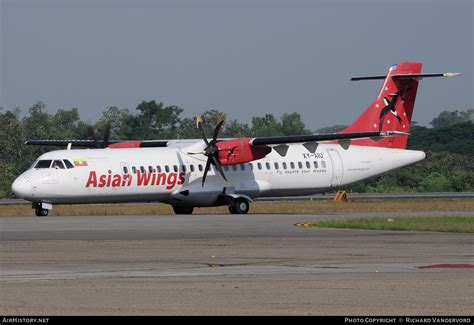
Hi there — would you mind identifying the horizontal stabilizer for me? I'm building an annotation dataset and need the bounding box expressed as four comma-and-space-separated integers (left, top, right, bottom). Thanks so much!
392, 72, 462, 80
352, 72, 462, 81
351, 75, 386, 81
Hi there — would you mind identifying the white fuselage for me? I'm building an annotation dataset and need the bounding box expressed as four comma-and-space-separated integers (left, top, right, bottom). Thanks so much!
12, 143, 425, 207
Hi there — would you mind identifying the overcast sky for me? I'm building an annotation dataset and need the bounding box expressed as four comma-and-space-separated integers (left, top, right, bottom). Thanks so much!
1, 0, 472, 129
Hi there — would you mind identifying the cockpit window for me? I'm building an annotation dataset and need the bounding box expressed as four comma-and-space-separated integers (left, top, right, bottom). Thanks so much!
35, 160, 52, 169
63, 160, 75, 169
29, 159, 39, 169
52, 160, 65, 169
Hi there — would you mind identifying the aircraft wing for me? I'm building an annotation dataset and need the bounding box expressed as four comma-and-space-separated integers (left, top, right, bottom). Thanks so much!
25, 139, 169, 148
250, 130, 407, 146
26, 131, 406, 149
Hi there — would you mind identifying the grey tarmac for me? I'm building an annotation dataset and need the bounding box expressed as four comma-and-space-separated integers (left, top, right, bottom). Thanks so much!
0, 212, 472, 315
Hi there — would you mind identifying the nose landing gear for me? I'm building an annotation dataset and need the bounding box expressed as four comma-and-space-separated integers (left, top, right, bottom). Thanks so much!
35, 208, 49, 217
32, 202, 52, 217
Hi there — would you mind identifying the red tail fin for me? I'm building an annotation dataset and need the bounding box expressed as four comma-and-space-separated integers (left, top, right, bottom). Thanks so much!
341, 62, 422, 149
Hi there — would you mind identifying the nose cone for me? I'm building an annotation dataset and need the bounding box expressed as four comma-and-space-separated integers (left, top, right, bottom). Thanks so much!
12, 176, 31, 199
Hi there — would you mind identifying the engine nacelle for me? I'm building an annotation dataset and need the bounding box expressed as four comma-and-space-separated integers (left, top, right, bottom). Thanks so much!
216, 138, 271, 165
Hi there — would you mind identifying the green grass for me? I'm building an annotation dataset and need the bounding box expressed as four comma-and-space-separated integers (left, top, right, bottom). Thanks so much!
1, 198, 473, 216
304, 216, 474, 233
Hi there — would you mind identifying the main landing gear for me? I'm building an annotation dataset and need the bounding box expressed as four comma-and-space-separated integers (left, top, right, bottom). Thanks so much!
172, 206, 194, 214
171, 196, 251, 215
227, 197, 250, 214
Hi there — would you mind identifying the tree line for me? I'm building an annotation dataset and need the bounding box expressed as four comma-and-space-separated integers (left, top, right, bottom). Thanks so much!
0, 101, 472, 197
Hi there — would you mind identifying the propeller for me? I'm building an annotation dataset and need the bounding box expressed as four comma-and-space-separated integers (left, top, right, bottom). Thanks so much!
190, 117, 228, 186
86, 122, 111, 148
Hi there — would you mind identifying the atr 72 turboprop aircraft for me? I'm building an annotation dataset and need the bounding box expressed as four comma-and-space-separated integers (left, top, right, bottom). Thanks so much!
12, 62, 460, 216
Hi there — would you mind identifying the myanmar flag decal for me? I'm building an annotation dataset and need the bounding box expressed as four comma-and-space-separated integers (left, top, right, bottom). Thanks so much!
73, 158, 88, 167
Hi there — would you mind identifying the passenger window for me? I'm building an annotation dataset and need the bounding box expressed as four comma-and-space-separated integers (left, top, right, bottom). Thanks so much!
248, 163, 253, 170
232, 165, 237, 171
165, 165, 170, 173
321, 161, 326, 168
132, 166, 137, 174
190, 165, 195, 172
198, 164, 203, 172
224, 166, 229, 171
274, 162, 279, 170
257, 163, 262, 170
314, 161, 318, 168
181, 165, 186, 173
266, 162, 271, 170
173, 165, 178, 172
306, 161, 311, 169
298, 162, 303, 169
52, 160, 65, 169
63, 160, 74, 169
282, 162, 287, 170
290, 162, 295, 169
157, 166, 162, 173
240, 164, 245, 171
148, 166, 154, 173
140, 166, 145, 174
123, 166, 129, 174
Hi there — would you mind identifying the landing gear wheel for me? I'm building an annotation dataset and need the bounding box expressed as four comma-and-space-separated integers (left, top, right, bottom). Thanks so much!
35, 208, 49, 217
228, 205, 236, 214
172, 206, 194, 215
229, 198, 250, 214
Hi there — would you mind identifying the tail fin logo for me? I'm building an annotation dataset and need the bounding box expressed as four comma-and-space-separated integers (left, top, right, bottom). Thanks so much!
379, 91, 403, 130
378, 85, 412, 131
341, 62, 460, 149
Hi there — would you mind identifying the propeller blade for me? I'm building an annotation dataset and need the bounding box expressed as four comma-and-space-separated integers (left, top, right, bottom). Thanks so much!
196, 116, 210, 146
87, 126, 100, 148
201, 156, 212, 186
211, 156, 227, 182
197, 117, 228, 186
212, 119, 225, 143
102, 123, 111, 148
